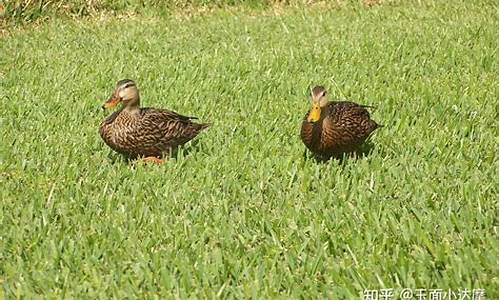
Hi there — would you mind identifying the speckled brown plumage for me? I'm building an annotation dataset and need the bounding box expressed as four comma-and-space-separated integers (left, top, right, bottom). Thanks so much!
99, 79, 209, 160
300, 86, 380, 159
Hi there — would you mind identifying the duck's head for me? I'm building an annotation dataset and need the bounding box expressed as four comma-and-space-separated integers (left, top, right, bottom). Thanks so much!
102, 79, 140, 109
307, 85, 328, 123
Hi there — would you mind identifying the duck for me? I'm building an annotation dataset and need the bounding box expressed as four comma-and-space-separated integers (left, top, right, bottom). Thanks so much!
99, 79, 209, 163
300, 86, 380, 159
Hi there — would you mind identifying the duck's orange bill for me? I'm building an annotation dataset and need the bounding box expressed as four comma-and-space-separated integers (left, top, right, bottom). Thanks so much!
102, 94, 121, 109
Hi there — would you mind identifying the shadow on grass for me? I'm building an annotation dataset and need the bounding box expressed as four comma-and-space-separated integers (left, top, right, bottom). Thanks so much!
105, 138, 206, 165
303, 140, 377, 165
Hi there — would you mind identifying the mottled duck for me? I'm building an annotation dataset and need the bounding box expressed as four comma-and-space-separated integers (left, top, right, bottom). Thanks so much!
99, 79, 209, 163
300, 86, 380, 159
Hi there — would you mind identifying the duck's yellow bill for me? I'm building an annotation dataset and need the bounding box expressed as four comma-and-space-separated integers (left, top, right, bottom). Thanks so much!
307, 101, 321, 123
102, 95, 121, 109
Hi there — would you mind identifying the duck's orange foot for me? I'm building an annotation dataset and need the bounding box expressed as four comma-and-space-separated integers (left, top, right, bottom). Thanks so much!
141, 156, 165, 164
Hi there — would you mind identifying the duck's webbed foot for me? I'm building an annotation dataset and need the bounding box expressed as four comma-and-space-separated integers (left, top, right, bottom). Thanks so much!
141, 156, 165, 164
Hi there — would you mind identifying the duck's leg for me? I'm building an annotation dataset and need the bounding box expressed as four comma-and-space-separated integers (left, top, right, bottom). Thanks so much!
142, 156, 165, 164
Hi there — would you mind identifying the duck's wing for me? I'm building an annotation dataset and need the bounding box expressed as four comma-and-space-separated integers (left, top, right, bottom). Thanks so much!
324, 101, 378, 146
139, 108, 209, 148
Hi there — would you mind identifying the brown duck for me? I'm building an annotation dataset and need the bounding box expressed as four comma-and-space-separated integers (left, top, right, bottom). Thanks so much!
300, 86, 380, 159
99, 79, 209, 163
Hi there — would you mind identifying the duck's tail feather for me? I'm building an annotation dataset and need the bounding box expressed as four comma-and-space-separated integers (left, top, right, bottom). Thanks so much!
198, 123, 211, 130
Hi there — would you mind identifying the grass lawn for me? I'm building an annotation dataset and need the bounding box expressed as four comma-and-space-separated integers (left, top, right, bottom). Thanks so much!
0, 0, 498, 298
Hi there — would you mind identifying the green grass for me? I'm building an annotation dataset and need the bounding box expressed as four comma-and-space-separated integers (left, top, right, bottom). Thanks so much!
1, 0, 328, 27
0, 0, 498, 298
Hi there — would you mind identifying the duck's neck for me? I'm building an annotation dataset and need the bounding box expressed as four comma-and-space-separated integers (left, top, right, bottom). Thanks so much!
124, 101, 140, 115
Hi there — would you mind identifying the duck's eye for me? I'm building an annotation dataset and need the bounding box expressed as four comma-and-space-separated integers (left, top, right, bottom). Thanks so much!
122, 83, 135, 89
322, 91, 327, 97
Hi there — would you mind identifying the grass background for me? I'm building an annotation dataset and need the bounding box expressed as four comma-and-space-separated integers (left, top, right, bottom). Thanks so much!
0, 0, 498, 298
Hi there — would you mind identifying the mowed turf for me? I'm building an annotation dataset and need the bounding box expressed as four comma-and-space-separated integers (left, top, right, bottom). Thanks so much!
0, 1, 498, 298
